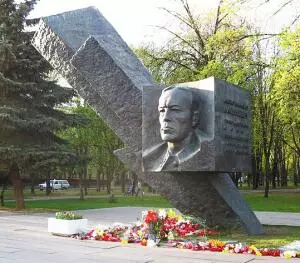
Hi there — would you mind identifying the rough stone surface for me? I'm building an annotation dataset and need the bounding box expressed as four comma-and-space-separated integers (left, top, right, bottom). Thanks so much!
142, 78, 251, 172
32, 6, 263, 234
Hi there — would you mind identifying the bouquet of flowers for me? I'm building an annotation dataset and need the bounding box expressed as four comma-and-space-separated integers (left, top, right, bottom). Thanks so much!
70, 209, 300, 259
140, 209, 214, 246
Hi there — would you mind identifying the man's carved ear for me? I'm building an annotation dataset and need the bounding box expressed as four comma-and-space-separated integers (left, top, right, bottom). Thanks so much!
192, 110, 199, 128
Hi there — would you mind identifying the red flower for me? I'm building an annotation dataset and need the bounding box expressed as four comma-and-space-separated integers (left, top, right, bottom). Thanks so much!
145, 210, 158, 224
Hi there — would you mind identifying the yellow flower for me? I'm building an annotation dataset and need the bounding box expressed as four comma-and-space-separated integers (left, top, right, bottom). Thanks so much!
209, 239, 225, 247
177, 215, 183, 220
137, 230, 144, 238
283, 251, 296, 259
249, 245, 262, 256
120, 238, 128, 244
167, 209, 177, 218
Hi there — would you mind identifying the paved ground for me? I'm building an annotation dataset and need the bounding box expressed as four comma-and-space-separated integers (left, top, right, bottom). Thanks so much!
0, 207, 299, 263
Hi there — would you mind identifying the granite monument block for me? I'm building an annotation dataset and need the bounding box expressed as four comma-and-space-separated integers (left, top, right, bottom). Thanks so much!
142, 77, 251, 172
32, 6, 264, 235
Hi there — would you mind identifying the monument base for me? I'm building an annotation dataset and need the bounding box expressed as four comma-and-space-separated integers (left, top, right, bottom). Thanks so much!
148, 173, 264, 234
114, 148, 264, 235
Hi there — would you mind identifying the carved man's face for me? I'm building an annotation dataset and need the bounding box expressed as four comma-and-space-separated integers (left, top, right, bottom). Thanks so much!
158, 88, 194, 143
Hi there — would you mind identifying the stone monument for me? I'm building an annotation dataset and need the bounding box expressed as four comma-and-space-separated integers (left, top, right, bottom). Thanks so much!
32, 6, 264, 234
142, 78, 251, 172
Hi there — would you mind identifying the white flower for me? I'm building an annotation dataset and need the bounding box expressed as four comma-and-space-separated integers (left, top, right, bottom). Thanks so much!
158, 209, 167, 219
147, 239, 158, 247
176, 219, 189, 225
134, 220, 142, 227
141, 210, 148, 220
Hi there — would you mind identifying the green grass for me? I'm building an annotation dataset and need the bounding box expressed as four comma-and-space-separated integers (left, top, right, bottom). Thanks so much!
3, 187, 125, 200
4, 195, 172, 210
217, 225, 300, 248
3, 188, 300, 212
242, 192, 300, 212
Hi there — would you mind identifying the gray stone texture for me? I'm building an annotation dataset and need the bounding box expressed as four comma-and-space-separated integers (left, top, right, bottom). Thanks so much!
32, 6, 263, 234
142, 86, 215, 172
151, 77, 250, 172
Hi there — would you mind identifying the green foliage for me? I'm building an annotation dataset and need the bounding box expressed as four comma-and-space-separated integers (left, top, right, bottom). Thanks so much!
0, 0, 82, 174
4, 195, 173, 210
60, 102, 125, 192
135, 0, 257, 88
272, 26, 300, 154
135, 0, 300, 192
55, 211, 83, 220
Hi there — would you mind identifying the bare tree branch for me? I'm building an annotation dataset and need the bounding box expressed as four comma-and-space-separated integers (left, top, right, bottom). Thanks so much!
159, 7, 192, 28
146, 51, 198, 74
273, 0, 294, 16
237, 33, 280, 42
291, 13, 300, 26
153, 25, 206, 60
214, 0, 223, 34
180, 0, 206, 52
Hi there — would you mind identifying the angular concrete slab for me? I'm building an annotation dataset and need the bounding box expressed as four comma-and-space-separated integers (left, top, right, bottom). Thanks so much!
32, 7, 263, 234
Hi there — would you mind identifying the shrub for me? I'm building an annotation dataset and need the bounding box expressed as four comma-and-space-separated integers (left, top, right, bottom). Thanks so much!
55, 211, 83, 220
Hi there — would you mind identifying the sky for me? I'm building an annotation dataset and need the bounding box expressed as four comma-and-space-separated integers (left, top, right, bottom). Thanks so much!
27, 0, 299, 47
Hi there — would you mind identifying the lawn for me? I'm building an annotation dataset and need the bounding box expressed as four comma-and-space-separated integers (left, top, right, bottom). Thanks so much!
217, 225, 300, 248
243, 191, 300, 212
3, 188, 300, 212
3, 187, 125, 200
3, 195, 172, 211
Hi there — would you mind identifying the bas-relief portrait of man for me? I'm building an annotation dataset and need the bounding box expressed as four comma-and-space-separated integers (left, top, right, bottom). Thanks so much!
142, 86, 211, 172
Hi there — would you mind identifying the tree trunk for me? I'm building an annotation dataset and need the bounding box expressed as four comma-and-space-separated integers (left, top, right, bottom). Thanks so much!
121, 172, 125, 193
271, 157, 278, 189
297, 157, 300, 184
46, 171, 51, 196
293, 155, 298, 186
132, 172, 138, 196
9, 162, 25, 210
30, 175, 35, 195
106, 175, 111, 194
106, 168, 111, 194
264, 157, 270, 198
0, 185, 5, 206
102, 173, 105, 190
252, 153, 261, 189
279, 146, 287, 187
0, 171, 8, 206
79, 169, 84, 200
96, 169, 101, 192
84, 163, 88, 196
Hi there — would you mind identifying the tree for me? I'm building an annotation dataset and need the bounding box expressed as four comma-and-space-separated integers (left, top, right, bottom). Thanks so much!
271, 26, 300, 187
135, 0, 273, 89
0, 0, 81, 208
60, 102, 125, 197
135, 0, 299, 196
272, 26, 300, 157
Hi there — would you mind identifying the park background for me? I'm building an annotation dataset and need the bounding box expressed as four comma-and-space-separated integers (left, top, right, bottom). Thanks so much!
0, 0, 299, 222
